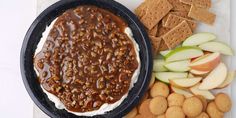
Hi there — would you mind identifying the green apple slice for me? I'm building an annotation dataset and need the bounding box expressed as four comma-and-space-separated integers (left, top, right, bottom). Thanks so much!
182, 32, 216, 46
199, 41, 234, 56
160, 45, 182, 57
165, 46, 204, 62
154, 72, 188, 84
153, 59, 168, 72
160, 50, 171, 57
164, 60, 190, 72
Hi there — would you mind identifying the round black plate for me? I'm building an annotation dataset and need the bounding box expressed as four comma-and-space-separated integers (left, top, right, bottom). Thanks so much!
20, 0, 152, 117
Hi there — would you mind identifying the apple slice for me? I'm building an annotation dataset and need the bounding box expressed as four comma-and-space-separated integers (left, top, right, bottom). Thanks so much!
165, 46, 204, 62
160, 50, 171, 57
199, 63, 227, 90
182, 32, 216, 46
153, 54, 164, 59
190, 84, 215, 100
154, 72, 188, 84
170, 77, 202, 88
160, 45, 181, 56
170, 86, 193, 98
190, 52, 221, 71
188, 73, 195, 78
164, 60, 190, 72
191, 53, 211, 62
153, 59, 168, 72
190, 69, 209, 75
217, 70, 236, 89
199, 41, 234, 56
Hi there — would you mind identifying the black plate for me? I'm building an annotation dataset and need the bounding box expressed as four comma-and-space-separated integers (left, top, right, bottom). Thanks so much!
20, 0, 152, 117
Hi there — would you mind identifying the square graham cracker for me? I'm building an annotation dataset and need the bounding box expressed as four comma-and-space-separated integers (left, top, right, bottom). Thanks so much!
180, 0, 211, 9
168, 0, 191, 12
188, 5, 216, 25
164, 14, 197, 30
162, 21, 192, 49
157, 25, 171, 37
135, 0, 149, 18
141, 0, 173, 30
162, 11, 190, 26
179, 0, 192, 5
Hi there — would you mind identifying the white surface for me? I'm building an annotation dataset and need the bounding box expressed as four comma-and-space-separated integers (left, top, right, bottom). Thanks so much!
0, 0, 36, 118
0, 0, 235, 118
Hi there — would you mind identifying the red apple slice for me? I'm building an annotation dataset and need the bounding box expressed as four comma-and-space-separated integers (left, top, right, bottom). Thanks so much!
190, 52, 211, 61
190, 69, 209, 75
190, 52, 221, 71
199, 63, 227, 90
217, 70, 236, 89
170, 77, 202, 88
189, 84, 215, 100
170, 86, 193, 98
191, 53, 211, 62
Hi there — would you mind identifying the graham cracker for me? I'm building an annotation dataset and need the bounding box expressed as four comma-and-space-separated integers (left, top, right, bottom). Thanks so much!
168, 0, 191, 12
159, 39, 169, 51
135, 1, 149, 18
157, 25, 171, 36
180, 0, 211, 9
162, 11, 190, 26
162, 21, 192, 49
188, 5, 216, 25
141, 0, 173, 30
148, 24, 158, 36
149, 36, 162, 54
179, 0, 192, 5
164, 14, 197, 30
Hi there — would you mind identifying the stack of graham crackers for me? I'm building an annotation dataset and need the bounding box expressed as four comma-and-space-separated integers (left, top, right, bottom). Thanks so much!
135, 0, 216, 55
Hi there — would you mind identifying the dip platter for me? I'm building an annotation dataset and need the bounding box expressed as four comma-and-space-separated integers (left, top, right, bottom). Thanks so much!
23, 0, 234, 118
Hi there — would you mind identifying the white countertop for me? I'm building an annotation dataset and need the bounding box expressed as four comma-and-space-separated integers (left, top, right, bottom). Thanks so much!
0, 0, 36, 118
0, 0, 236, 118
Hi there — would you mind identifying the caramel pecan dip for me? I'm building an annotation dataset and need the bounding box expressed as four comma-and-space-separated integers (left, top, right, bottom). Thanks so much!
34, 5, 140, 116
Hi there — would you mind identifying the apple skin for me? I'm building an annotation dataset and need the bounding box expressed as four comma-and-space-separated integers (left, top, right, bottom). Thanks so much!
190, 51, 211, 61
191, 53, 211, 62
198, 63, 227, 90
190, 69, 209, 75
160, 50, 171, 57
165, 46, 204, 62
190, 52, 221, 71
